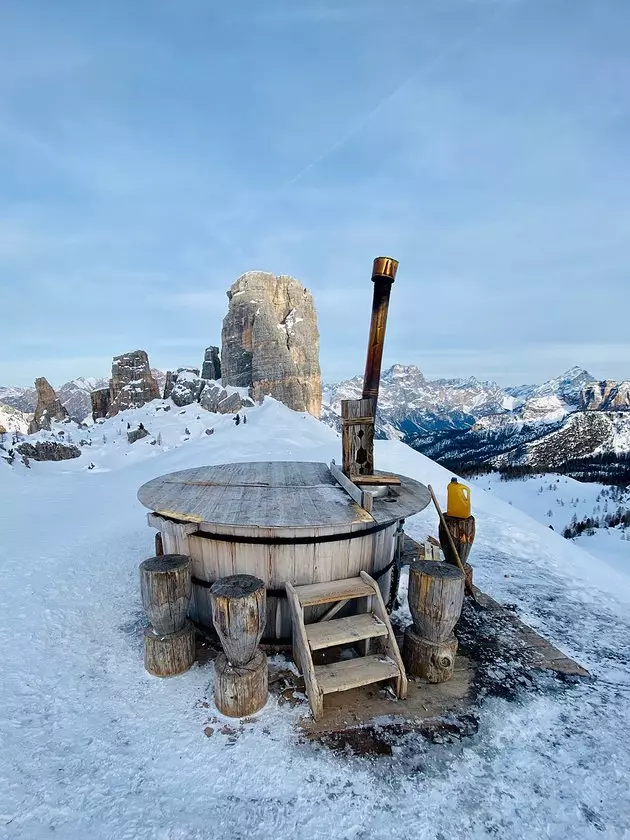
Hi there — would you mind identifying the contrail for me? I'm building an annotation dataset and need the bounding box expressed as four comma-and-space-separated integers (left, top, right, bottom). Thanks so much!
214, 1, 518, 263
282, 1, 516, 189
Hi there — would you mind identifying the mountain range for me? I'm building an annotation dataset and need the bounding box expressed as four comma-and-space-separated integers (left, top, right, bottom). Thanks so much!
323, 365, 630, 481
3, 363, 629, 481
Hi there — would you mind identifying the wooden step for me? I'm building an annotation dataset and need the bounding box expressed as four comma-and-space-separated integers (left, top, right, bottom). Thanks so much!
305, 613, 388, 651
314, 654, 400, 695
294, 577, 374, 607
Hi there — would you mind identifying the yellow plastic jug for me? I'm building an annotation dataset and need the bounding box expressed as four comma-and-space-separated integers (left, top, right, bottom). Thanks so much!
447, 478, 471, 518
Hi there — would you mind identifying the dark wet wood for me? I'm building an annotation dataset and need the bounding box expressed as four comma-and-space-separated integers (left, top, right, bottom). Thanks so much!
440, 514, 476, 565
403, 626, 458, 682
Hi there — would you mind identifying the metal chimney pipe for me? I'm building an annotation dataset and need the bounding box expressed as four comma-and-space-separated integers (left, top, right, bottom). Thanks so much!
362, 256, 398, 409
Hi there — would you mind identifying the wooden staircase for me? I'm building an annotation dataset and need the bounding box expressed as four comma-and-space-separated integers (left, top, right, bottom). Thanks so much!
285, 571, 407, 721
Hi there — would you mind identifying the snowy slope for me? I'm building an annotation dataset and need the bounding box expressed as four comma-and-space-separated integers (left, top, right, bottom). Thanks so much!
2, 400, 630, 839
470, 472, 630, 576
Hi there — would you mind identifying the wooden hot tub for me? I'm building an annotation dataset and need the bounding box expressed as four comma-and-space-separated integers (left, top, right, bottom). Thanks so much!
137, 461, 430, 640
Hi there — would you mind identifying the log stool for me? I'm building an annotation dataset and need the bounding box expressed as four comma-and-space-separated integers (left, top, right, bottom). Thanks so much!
439, 514, 476, 590
210, 574, 268, 717
140, 554, 195, 677
403, 560, 464, 683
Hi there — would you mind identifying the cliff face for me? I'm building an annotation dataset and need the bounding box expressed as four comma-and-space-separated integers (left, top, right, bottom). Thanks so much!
581, 380, 630, 411
106, 350, 160, 417
221, 271, 321, 417
28, 377, 69, 434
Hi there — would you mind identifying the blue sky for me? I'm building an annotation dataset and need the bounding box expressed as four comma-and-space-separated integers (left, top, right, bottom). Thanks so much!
1, 0, 629, 387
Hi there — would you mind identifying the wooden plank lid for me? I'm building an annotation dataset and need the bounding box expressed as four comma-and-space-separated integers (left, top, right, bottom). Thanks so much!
137, 460, 430, 533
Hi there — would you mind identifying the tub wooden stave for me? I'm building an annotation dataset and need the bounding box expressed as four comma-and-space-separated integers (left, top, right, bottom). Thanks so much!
153, 514, 399, 640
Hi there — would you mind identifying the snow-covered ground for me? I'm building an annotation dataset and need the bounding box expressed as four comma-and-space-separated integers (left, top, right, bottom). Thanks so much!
470, 472, 630, 577
2, 399, 630, 839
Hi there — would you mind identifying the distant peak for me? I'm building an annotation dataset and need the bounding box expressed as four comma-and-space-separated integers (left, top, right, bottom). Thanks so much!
384, 364, 425, 380
557, 366, 594, 381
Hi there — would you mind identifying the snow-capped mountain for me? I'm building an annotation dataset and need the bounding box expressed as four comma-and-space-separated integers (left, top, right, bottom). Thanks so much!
323, 364, 508, 439
324, 364, 594, 437
324, 364, 630, 479
506, 365, 595, 407
56, 377, 109, 423
0, 385, 36, 414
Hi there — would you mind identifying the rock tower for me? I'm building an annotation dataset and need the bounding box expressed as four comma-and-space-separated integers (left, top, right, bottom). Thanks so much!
28, 377, 69, 434
106, 350, 160, 418
221, 271, 321, 417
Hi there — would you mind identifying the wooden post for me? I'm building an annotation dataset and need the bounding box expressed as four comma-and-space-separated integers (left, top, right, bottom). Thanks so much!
140, 554, 192, 635
210, 575, 268, 717
341, 398, 375, 477
144, 621, 195, 677
403, 560, 464, 683
439, 514, 476, 589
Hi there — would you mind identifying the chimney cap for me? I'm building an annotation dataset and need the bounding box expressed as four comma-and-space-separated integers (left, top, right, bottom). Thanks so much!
371, 257, 398, 282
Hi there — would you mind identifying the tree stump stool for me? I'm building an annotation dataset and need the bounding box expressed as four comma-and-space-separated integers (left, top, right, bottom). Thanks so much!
439, 514, 476, 589
210, 575, 268, 717
140, 554, 195, 677
213, 649, 268, 717
403, 560, 464, 683
140, 554, 192, 635
144, 621, 196, 677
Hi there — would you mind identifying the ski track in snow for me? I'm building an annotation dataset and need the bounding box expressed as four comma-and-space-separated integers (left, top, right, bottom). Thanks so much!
1, 400, 629, 839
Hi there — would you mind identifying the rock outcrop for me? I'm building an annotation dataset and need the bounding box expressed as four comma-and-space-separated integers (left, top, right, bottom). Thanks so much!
91, 388, 111, 421
170, 368, 204, 407
221, 271, 321, 416
201, 346, 221, 381
16, 441, 81, 461
107, 350, 160, 417
127, 427, 150, 444
199, 383, 254, 414
581, 380, 630, 411
28, 378, 69, 434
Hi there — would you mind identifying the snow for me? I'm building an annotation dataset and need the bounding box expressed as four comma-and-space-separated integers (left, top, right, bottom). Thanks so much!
470, 472, 630, 579
0, 402, 31, 435
574, 528, 630, 576
2, 400, 630, 838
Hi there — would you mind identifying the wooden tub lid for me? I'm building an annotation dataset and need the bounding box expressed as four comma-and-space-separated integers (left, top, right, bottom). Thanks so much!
137, 461, 430, 533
